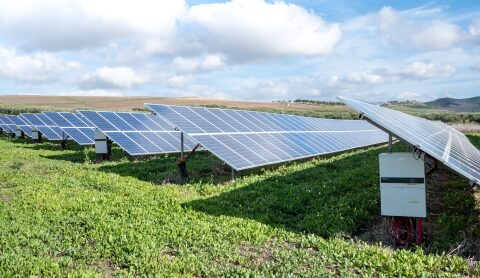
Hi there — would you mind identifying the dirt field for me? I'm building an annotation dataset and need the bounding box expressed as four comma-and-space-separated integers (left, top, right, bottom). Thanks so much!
0, 95, 347, 112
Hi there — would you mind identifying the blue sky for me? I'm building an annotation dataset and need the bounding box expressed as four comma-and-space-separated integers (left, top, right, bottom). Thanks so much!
0, 0, 479, 102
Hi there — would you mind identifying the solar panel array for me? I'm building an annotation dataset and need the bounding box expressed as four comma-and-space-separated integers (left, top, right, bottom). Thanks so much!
339, 97, 480, 185
20, 113, 65, 140
78, 111, 196, 156
43, 112, 95, 145
8, 115, 33, 136
0, 115, 15, 133
146, 104, 389, 170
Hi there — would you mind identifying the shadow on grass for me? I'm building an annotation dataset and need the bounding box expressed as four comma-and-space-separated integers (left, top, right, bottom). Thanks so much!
96, 152, 234, 184
185, 142, 480, 258
186, 147, 386, 238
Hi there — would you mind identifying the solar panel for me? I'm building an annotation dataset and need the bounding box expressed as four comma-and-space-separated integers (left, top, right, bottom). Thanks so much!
145, 104, 389, 170
43, 112, 95, 145
0, 115, 15, 133
0, 116, 4, 132
7, 115, 33, 136
78, 111, 196, 156
339, 97, 480, 185
20, 113, 65, 140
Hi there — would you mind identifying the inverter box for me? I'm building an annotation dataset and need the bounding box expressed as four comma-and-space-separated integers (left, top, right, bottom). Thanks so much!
379, 153, 426, 218
32, 130, 41, 140
95, 129, 108, 154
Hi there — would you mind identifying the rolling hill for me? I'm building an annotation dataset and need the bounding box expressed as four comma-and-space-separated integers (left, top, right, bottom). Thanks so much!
425, 96, 480, 112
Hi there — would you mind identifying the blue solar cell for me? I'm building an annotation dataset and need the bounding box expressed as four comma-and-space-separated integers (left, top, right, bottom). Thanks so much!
62, 113, 89, 127
141, 132, 178, 152
133, 114, 165, 131
191, 109, 238, 133
117, 113, 150, 131
63, 128, 94, 145
193, 135, 253, 169
101, 112, 135, 131
78, 111, 118, 131
124, 132, 163, 153
21, 113, 44, 126
18, 125, 33, 136
36, 126, 63, 140
146, 114, 176, 130
107, 132, 147, 155
8, 116, 26, 126
43, 112, 70, 127
208, 109, 252, 132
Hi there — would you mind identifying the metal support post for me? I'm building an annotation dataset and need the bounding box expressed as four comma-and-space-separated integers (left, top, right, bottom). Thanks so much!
388, 134, 393, 153
231, 168, 235, 182
180, 132, 184, 159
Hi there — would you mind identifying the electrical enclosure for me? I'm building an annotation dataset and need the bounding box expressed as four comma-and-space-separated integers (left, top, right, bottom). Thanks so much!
95, 129, 108, 154
379, 152, 426, 218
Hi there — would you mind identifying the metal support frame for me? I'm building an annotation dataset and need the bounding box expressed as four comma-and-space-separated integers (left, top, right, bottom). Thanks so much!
178, 143, 201, 181
60, 132, 69, 150
231, 168, 235, 182
388, 134, 393, 153
180, 132, 184, 159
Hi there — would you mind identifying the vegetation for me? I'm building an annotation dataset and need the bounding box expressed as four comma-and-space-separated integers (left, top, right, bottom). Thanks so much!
0, 133, 479, 276
0, 104, 73, 115
293, 99, 345, 106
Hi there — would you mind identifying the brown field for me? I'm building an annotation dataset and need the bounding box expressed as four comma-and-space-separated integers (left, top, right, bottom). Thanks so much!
0, 95, 349, 112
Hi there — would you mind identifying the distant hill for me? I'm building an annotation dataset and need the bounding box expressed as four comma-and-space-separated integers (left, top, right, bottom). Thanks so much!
425, 97, 480, 112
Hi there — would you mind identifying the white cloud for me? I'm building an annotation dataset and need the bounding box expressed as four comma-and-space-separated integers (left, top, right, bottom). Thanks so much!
330, 62, 455, 87
0, 0, 341, 62
183, 0, 341, 60
80, 67, 147, 90
368, 6, 463, 50
58, 89, 124, 97
399, 62, 455, 79
0, 0, 186, 51
172, 54, 226, 73
0, 46, 80, 82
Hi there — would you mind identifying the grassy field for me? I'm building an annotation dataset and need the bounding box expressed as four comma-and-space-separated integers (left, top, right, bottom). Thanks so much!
0, 133, 479, 276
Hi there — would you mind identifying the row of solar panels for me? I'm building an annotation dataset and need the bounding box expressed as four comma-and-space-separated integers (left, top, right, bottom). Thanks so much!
0, 104, 389, 172
0, 99, 478, 184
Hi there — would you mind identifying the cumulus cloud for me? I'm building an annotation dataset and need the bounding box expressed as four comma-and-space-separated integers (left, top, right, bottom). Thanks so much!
368, 6, 463, 50
0, 46, 80, 82
58, 89, 124, 97
0, 0, 341, 62
0, 0, 186, 51
182, 0, 341, 60
172, 54, 226, 73
80, 67, 147, 89
329, 62, 455, 87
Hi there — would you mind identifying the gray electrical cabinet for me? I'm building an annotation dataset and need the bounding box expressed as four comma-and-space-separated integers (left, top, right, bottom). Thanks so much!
95, 129, 108, 154
14, 129, 23, 137
32, 130, 41, 140
379, 153, 426, 218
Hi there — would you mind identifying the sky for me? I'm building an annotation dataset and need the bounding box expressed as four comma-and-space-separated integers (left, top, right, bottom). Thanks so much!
0, 0, 479, 102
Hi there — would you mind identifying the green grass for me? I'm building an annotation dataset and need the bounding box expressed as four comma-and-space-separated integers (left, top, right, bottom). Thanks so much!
0, 134, 479, 276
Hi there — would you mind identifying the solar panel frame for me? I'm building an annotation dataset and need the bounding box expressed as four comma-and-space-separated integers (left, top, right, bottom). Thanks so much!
78, 110, 196, 156
7, 115, 33, 137
339, 97, 480, 185
20, 113, 65, 140
146, 104, 389, 170
0, 115, 16, 133
43, 112, 95, 145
